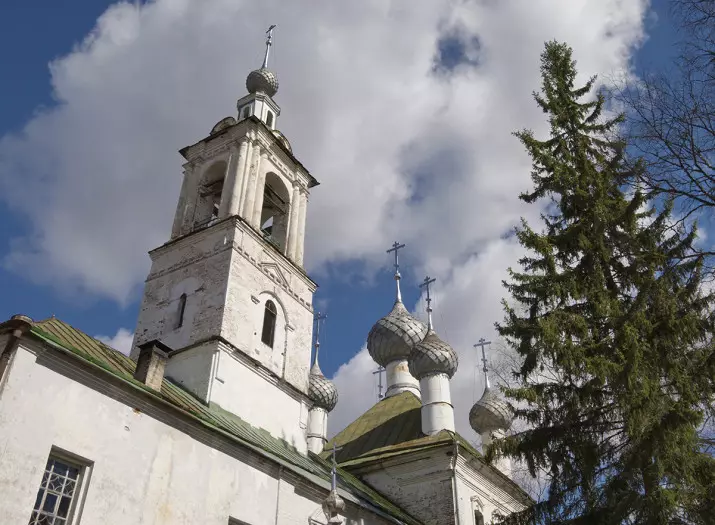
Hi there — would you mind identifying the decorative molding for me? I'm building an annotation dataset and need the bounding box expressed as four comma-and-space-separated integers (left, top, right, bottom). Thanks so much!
250, 295, 260, 304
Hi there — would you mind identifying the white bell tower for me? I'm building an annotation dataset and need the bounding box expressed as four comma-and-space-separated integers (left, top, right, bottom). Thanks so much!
131, 27, 320, 452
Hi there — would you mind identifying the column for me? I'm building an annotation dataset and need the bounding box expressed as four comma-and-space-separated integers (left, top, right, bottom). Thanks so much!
295, 191, 308, 266
286, 183, 301, 259
384, 359, 421, 399
306, 406, 328, 454
170, 166, 192, 239
241, 143, 262, 223
419, 373, 455, 435
251, 151, 269, 229
228, 139, 249, 216
237, 140, 254, 216
218, 145, 239, 218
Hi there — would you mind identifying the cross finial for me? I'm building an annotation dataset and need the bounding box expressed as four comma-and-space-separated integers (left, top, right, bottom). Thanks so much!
386, 242, 406, 303
474, 338, 492, 391
330, 442, 343, 491
262, 24, 277, 68
420, 276, 436, 330
372, 366, 386, 400
313, 312, 327, 369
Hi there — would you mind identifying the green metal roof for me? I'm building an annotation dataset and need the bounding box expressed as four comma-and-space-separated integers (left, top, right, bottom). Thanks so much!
323, 391, 424, 463
26, 317, 422, 525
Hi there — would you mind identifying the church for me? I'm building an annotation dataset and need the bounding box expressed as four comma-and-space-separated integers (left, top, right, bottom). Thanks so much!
0, 30, 532, 525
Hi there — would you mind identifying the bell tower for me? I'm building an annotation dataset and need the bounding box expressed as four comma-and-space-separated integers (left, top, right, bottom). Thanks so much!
131, 27, 320, 452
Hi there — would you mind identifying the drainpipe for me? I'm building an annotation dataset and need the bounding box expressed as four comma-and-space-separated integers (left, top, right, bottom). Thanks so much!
451, 438, 461, 525
0, 315, 33, 393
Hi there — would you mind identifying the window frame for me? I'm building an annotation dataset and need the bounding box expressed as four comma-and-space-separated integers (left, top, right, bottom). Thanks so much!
265, 111, 274, 128
261, 300, 278, 349
29, 447, 93, 525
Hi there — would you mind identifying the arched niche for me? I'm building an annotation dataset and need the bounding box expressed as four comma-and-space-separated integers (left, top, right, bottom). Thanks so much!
194, 159, 227, 228
259, 172, 291, 253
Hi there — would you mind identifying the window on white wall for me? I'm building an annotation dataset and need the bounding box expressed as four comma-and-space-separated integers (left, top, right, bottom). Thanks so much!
261, 300, 277, 348
176, 293, 187, 329
474, 510, 485, 525
265, 111, 274, 128
29, 449, 92, 525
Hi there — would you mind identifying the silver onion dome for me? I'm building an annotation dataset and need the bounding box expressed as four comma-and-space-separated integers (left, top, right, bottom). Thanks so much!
408, 330, 458, 379
367, 300, 427, 367
246, 68, 279, 97
469, 387, 513, 434
308, 362, 338, 412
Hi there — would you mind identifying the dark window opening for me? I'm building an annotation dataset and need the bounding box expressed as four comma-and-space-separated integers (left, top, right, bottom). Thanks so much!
176, 293, 187, 329
261, 300, 277, 348
474, 510, 484, 525
266, 111, 274, 128
259, 176, 290, 252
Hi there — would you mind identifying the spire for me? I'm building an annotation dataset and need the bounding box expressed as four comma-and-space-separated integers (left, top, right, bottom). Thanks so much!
322, 444, 345, 523
312, 311, 327, 374
419, 276, 436, 331
474, 338, 492, 391
262, 25, 276, 68
386, 241, 405, 303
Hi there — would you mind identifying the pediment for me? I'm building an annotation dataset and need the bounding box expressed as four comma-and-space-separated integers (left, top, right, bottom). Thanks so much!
260, 261, 289, 288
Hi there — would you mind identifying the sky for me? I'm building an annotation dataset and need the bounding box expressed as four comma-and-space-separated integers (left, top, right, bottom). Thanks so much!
0, 0, 683, 438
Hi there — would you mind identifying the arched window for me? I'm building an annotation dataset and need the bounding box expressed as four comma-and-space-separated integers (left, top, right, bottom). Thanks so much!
176, 293, 187, 329
259, 173, 290, 252
261, 300, 277, 348
474, 510, 484, 525
266, 111, 274, 129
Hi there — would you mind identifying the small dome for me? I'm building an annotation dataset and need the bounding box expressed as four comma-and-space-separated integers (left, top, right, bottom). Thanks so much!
246, 67, 279, 97
469, 387, 513, 434
367, 301, 428, 367
308, 363, 338, 412
272, 130, 292, 152
210, 116, 236, 135
408, 330, 458, 379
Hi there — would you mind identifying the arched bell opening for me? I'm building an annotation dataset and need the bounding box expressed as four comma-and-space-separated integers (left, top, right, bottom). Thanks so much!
194, 160, 227, 229
259, 172, 291, 252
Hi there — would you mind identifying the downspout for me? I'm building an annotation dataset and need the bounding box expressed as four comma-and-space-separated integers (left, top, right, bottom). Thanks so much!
451, 438, 461, 525
0, 315, 33, 394
275, 465, 284, 525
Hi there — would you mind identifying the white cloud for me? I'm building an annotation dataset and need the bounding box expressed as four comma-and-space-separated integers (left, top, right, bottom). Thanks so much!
96, 327, 134, 355
0, 0, 650, 447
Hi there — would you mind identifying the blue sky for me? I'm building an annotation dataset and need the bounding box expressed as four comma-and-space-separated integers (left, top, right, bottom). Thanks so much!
0, 0, 684, 429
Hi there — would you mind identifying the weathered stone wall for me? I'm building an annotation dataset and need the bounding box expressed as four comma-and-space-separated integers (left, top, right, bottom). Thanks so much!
0, 344, 396, 525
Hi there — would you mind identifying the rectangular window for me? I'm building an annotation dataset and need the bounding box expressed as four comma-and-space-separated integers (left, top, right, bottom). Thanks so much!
29, 450, 91, 525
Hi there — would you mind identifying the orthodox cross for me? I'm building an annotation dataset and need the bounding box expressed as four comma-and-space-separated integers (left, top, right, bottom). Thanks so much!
419, 276, 436, 330
372, 366, 386, 400
262, 24, 277, 68
386, 241, 406, 302
474, 337, 492, 390
330, 443, 343, 489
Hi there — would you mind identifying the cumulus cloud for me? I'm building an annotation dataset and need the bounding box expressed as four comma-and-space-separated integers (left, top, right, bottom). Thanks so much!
0, 0, 650, 444
96, 327, 134, 355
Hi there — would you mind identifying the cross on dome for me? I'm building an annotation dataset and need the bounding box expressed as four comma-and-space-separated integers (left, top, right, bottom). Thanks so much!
419, 276, 436, 330
474, 338, 492, 391
386, 241, 406, 303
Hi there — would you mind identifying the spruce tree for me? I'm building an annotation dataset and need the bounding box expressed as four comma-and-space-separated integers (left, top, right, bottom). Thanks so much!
493, 41, 715, 524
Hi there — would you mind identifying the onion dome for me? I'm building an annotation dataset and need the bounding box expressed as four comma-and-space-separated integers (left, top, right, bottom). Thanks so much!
367, 301, 427, 367
408, 330, 459, 379
469, 387, 513, 434
308, 362, 338, 412
246, 68, 279, 97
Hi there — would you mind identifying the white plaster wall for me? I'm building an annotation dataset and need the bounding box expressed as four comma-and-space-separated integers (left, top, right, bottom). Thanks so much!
223, 223, 315, 393
360, 452, 456, 525
0, 346, 395, 525
454, 458, 529, 525
209, 343, 309, 453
